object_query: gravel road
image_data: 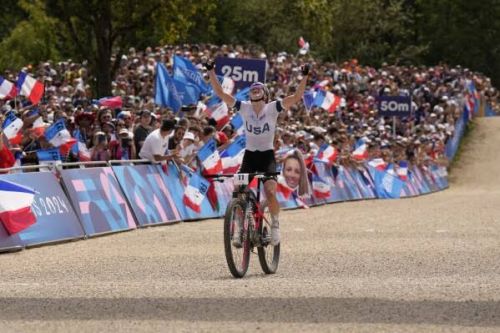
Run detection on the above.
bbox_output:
[0,118,499,332]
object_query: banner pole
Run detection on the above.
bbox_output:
[392,116,396,138]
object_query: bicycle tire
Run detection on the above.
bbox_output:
[257,202,280,274]
[224,198,250,278]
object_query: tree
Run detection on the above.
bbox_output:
[45,0,215,97]
[0,0,60,74]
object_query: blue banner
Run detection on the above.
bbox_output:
[0,172,84,247]
[215,57,266,90]
[351,167,377,199]
[155,63,182,112]
[61,167,137,236]
[377,95,412,117]
[112,164,182,226]
[370,166,405,199]
[164,163,218,221]
[173,55,211,93]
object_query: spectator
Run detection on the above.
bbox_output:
[134,110,152,152]
[138,119,176,162]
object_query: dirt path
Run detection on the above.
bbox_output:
[0,118,499,332]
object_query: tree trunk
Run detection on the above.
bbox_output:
[94,0,112,98]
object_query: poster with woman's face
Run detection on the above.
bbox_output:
[278,149,311,197]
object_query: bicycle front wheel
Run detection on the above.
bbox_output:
[257,202,280,274]
[224,199,250,278]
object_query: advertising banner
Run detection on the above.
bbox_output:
[0,223,22,253]
[61,167,137,236]
[445,109,466,159]
[112,164,182,226]
[410,166,431,195]
[0,172,84,247]
[164,163,218,221]
[420,166,439,192]
[214,179,234,217]
[351,167,377,199]
[340,167,363,200]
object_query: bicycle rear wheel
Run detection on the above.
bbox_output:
[224,199,250,278]
[257,202,280,274]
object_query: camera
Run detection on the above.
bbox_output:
[121,138,131,147]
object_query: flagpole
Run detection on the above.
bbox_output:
[392,116,396,139]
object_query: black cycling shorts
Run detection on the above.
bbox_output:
[239,149,277,176]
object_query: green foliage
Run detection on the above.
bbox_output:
[0,0,60,73]
[0,0,499,92]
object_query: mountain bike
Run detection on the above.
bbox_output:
[209,172,280,278]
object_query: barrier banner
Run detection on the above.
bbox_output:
[410,166,431,194]
[0,172,84,247]
[341,167,364,200]
[369,166,404,199]
[420,166,439,192]
[401,171,419,197]
[163,163,218,221]
[430,165,449,190]
[314,163,345,203]
[351,167,377,199]
[61,167,137,236]
[214,179,234,216]
[112,164,182,226]
[445,109,466,159]
[0,222,23,253]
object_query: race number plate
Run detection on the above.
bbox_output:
[233,173,250,186]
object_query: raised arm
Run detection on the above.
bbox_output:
[204,61,236,107]
[282,64,311,110]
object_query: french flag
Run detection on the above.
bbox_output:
[197,138,223,175]
[98,96,122,109]
[230,113,244,136]
[313,90,340,113]
[2,111,24,145]
[0,76,17,100]
[312,174,330,199]
[182,166,210,213]
[25,109,46,137]
[44,119,77,155]
[276,176,294,200]
[314,143,337,165]
[221,135,246,174]
[207,102,229,129]
[397,161,409,181]
[16,72,44,105]
[352,139,368,161]
[0,179,37,234]
[368,158,387,171]
[71,129,91,161]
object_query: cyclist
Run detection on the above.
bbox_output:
[205,61,311,246]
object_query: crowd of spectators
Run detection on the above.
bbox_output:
[0,43,499,172]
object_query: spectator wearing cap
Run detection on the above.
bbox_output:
[134,110,152,152]
[139,119,177,162]
[176,131,197,166]
[117,110,135,137]
[91,131,111,161]
[110,128,136,160]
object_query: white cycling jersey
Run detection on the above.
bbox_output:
[234,100,283,152]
